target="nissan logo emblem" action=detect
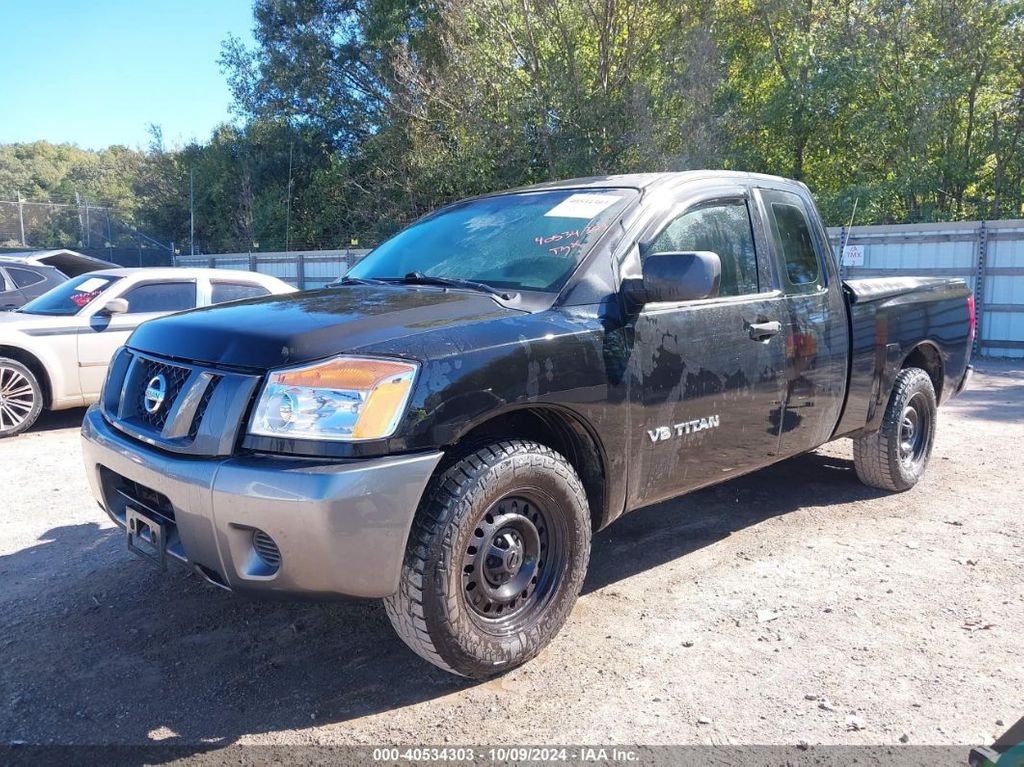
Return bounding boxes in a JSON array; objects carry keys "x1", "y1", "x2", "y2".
[{"x1": 143, "y1": 374, "x2": 168, "y2": 414}]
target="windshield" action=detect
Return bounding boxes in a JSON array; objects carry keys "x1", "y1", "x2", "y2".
[
  {"x1": 19, "y1": 274, "x2": 122, "y2": 316},
  {"x1": 347, "y1": 189, "x2": 635, "y2": 292}
]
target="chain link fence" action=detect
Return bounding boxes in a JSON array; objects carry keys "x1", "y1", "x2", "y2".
[{"x1": 0, "y1": 197, "x2": 174, "y2": 266}]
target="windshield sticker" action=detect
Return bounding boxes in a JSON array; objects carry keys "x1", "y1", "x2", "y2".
[
  {"x1": 70, "y1": 290, "x2": 102, "y2": 308},
  {"x1": 544, "y1": 193, "x2": 622, "y2": 219},
  {"x1": 76, "y1": 277, "x2": 110, "y2": 293}
]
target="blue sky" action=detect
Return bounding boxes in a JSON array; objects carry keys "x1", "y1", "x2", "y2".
[{"x1": 0, "y1": 0, "x2": 255, "y2": 150}]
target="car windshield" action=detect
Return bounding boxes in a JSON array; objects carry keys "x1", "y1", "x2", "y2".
[
  {"x1": 19, "y1": 274, "x2": 123, "y2": 316},
  {"x1": 347, "y1": 188, "x2": 636, "y2": 292}
]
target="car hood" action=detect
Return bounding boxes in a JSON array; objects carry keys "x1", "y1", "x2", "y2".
[{"x1": 126, "y1": 285, "x2": 523, "y2": 369}]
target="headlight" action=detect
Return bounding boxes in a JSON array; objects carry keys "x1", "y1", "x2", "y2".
[{"x1": 249, "y1": 356, "x2": 418, "y2": 441}]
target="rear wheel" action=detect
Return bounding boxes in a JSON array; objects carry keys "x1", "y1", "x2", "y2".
[
  {"x1": 853, "y1": 367, "x2": 937, "y2": 491},
  {"x1": 384, "y1": 440, "x2": 591, "y2": 678},
  {"x1": 0, "y1": 358, "x2": 43, "y2": 438}
]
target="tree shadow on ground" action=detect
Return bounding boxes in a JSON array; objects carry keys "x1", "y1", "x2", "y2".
[
  {"x1": 584, "y1": 449, "x2": 885, "y2": 594},
  {"x1": 0, "y1": 448, "x2": 884, "y2": 752},
  {"x1": 946, "y1": 381, "x2": 1024, "y2": 425}
]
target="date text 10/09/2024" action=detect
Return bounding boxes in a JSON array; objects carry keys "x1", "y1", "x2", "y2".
[{"x1": 370, "y1": 747, "x2": 641, "y2": 762}]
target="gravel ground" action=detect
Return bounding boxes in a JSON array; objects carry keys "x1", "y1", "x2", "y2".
[{"x1": 0, "y1": 361, "x2": 1020, "y2": 751}]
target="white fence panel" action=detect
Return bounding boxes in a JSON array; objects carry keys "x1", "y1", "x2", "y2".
[{"x1": 175, "y1": 249, "x2": 368, "y2": 290}]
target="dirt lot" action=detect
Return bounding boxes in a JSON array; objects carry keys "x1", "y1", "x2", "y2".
[{"x1": 0, "y1": 362, "x2": 1020, "y2": 751}]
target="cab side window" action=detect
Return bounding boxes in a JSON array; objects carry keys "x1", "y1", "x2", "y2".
[
  {"x1": 763, "y1": 192, "x2": 825, "y2": 293},
  {"x1": 121, "y1": 282, "x2": 196, "y2": 314},
  {"x1": 648, "y1": 201, "x2": 759, "y2": 297}
]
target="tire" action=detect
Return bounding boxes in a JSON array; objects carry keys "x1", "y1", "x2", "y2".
[
  {"x1": 384, "y1": 439, "x2": 592, "y2": 678},
  {"x1": 853, "y1": 367, "x2": 937, "y2": 492},
  {"x1": 0, "y1": 358, "x2": 43, "y2": 438}
]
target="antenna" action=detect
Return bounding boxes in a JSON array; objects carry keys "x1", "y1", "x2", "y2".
[{"x1": 838, "y1": 197, "x2": 859, "y2": 273}]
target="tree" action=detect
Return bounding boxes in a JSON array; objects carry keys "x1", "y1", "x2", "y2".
[{"x1": 4, "y1": 0, "x2": 1024, "y2": 255}]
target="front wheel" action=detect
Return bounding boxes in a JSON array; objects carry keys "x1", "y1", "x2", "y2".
[
  {"x1": 0, "y1": 358, "x2": 43, "y2": 438},
  {"x1": 853, "y1": 367, "x2": 937, "y2": 492},
  {"x1": 384, "y1": 440, "x2": 592, "y2": 678}
]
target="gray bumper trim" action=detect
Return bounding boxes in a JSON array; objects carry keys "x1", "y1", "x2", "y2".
[
  {"x1": 954, "y1": 364, "x2": 973, "y2": 397},
  {"x1": 81, "y1": 405, "x2": 443, "y2": 598}
]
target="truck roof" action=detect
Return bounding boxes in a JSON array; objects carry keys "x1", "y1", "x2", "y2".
[{"x1": 507, "y1": 170, "x2": 802, "y2": 195}]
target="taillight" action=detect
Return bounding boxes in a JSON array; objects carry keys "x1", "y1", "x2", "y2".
[{"x1": 967, "y1": 294, "x2": 976, "y2": 340}]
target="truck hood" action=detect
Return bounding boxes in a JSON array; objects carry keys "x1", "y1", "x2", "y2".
[{"x1": 126, "y1": 285, "x2": 522, "y2": 369}]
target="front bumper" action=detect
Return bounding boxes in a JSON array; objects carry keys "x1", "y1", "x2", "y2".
[{"x1": 81, "y1": 405, "x2": 443, "y2": 598}]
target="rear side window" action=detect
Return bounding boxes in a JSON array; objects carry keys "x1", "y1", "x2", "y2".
[
  {"x1": 7, "y1": 267, "x2": 46, "y2": 289},
  {"x1": 648, "y1": 201, "x2": 759, "y2": 297},
  {"x1": 211, "y1": 282, "x2": 270, "y2": 304},
  {"x1": 122, "y1": 282, "x2": 196, "y2": 314},
  {"x1": 766, "y1": 197, "x2": 823, "y2": 292}
]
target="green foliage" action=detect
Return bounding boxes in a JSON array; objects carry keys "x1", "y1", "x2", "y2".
[{"x1": 2, "y1": 0, "x2": 1024, "y2": 253}]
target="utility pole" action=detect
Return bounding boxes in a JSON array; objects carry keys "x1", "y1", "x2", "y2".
[
  {"x1": 189, "y1": 167, "x2": 195, "y2": 256},
  {"x1": 285, "y1": 142, "x2": 293, "y2": 252},
  {"x1": 75, "y1": 191, "x2": 84, "y2": 246},
  {"x1": 84, "y1": 199, "x2": 91, "y2": 247},
  {"x1": 17, "y1": 191, "x2": 26, "y2": 247}
]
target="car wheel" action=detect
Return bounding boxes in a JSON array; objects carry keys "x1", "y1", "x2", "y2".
[
  {"x1": 853, "y1": 367, "x2": 937, "y2": 492},
  {"x1": 0, "y1": 358, "x2": 43, "y2": 438},
  {"x1": 384, "y1": 439, "x2": 591, "y2": 678}
]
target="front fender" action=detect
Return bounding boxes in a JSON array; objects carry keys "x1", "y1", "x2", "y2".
[{"x1": 0, "y1": 326, "x2": 81, "y2": 409}]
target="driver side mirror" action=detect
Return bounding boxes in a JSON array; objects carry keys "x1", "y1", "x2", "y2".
[
  {"x1": 627, "y1": 251, "x2": 722, "y2": 305},
  {"x1": 100, "y1": 297, "x2": 129, "y2": 315}
]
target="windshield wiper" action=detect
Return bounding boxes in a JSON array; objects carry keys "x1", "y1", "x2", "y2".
[
  {"x1": 331, "y1": 275, "x2": 393, "y2": 287},
  {"x1": 397, "y1": 272, "x2": 517, "y2": 300}
]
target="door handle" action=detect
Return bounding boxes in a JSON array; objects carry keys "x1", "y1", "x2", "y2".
[{"x1": 748, "y1": 320, "x2": 782, "y2": 341}]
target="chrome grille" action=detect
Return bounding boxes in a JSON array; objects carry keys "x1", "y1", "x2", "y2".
[
  {"x1": 135, "y1": 358, "x2": 191, "y2": 431},
  {"x1": 103, "y1": 348, "x2": 260, "y2": 457},
  {"x1": 187, "y1": 375, "x2": 222, "y2": 439}
]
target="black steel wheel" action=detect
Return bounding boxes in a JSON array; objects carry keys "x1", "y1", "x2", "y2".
[
  {"x1": 0, "y1": 358, "x2": 43, "y2": 438},
  {"x1": 898, "y1": 391, "x2": 933, "y2": 468},
  {"x1": 385, "y1": 440, "x2": 591, "y2": 678},
  {"x1": 460, "y1": 492, "x2": 569, "y2": 632},
  {"x1": 854, "y1": 367, "x2": 937, "y2": 492}
]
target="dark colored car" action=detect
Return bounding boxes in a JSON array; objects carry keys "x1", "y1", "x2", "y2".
[
  {"x1": 80, "y1": 171, "x2": 974, "y2": 679},
  {"x1": 0, "y1": 262, "x2": 66, "y2": 310},
  {"x1": 0, "y1": 250, "x2": 118, "y2": 310}
]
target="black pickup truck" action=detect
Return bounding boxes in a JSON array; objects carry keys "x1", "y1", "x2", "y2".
[{"x1": 81, "y1": 171, "x2": 973, "y2": 678}]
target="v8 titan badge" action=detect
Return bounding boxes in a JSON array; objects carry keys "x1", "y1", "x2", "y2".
[{"x1": 648, "y1": 415, "x2": 721, "y2": 443}]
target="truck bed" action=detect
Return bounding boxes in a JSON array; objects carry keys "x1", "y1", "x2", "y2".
[{"x1": 833, "y1": 276, "x2": 973, "y2": 438}]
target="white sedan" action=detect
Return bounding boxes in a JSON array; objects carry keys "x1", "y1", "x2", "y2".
[{"x1": 0, "y1": 268, "x2": 294, "y2": 436}]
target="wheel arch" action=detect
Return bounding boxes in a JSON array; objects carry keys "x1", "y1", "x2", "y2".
[
  {"x1": 0, "y1": 345, "x2": 52, "y2": 407},
  {"x1": 441, "y1": 404, "x2": 610, "y2": 532},
  {"x1": 901, "y1": 342, "x2": 944, "y2": 402}
]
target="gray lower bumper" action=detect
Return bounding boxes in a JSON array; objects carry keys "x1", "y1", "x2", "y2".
[{"x1": 81, "y1": 405, "x2": 443, "y2": 598}]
